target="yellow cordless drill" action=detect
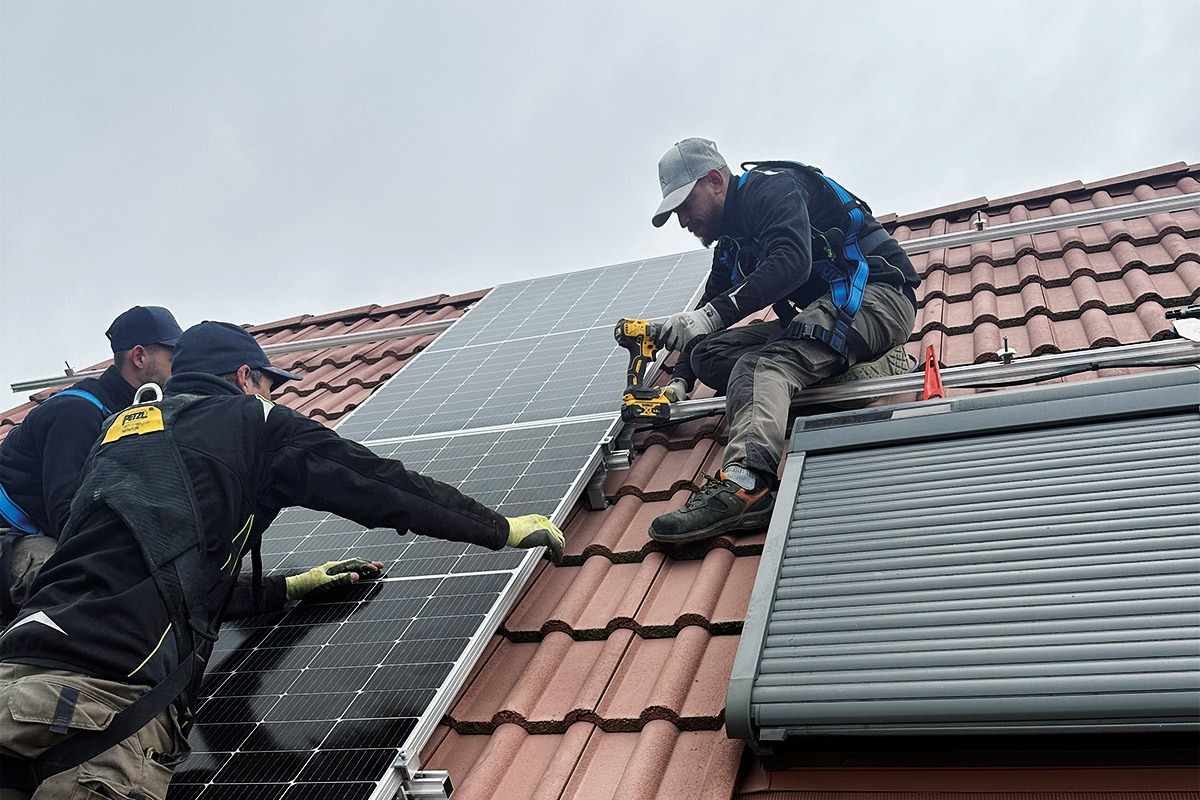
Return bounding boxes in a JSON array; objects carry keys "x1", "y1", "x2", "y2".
[{"x1": 614, "y1": 318, "x2": 682, "y2": 423}]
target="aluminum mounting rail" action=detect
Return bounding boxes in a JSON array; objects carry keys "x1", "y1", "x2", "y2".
[
  {"x1": 10, "y1": 318, "x2": 456, "y2": 393},
  {"x1": 898, "y1": 191, "x2": 1200, "y2": 254},
  {"x1": 670, "y1": 338, "x2": 1200, "y2": 418}
]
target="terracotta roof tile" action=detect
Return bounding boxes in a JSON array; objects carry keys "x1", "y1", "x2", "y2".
[
  {"x1": 447, "y1": 632, "x2": 629, "y2": 732},
  {"x1": 562, "y1": 722, "x2": 743, "y2": 800},
  {"x1": 502, "y1": 556, "x2": 665, "y2": 639},
  {"x1": 633, "y1": 550, "x2": 759, "y2": 633},
  {"x1": 593, "y1": 627, "x2": 736, "y2": 727}
]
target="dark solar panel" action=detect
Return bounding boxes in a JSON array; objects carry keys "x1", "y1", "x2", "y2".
[{"x1": 173, "y1": 573, "x2": 511, "y2": 798}]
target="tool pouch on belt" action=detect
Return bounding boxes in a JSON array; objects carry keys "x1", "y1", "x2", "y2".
[{"x1": 32, "y1": 392, "x2": 230, "y2": 782}]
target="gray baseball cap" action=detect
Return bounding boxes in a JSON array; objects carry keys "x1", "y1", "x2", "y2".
[{"x1": 652, "y1": 137, "x2": 727, "y2": 228}]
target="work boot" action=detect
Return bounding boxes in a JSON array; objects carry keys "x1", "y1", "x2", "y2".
[
  {"x1": 817, "y1": 345, "x2": 916, "y2": 410},
  {"x1": 649, "y1": 471, "x2": 774, "y2": 543}
]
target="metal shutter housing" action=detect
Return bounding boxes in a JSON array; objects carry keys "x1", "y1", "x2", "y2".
[{"x1": 727, "y1": 368, "x2": 1200, "y2": 750}]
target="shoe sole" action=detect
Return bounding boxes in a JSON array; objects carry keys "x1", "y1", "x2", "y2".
[{"x1": 649, "y1": 504, "x2": 775, "y2": 544}]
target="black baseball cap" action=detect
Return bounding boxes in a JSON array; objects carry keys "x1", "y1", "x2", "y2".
[
  {"x1": 105, "y1": 306, "x2": 183, "y2": 352},
  {"x1": 171, "y1": 321, "x2": 301, "y2": 388}
]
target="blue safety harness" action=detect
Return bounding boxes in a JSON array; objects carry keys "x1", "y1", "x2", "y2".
[
  {"x1": 733, "y1": 161, "x2": 880, "y2": 361},
  {"x1": 0, "y1": 388, "x2": 111, "y2": 535}
]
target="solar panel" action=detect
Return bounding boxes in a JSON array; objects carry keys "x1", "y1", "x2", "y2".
[
  {"x1": 167, "y1": 252, "x2": 712, "y2": 798},
  {"x1": 335, "y1": 251, "x2": 710, "y2": 442},
  {"x1": 423, "y1": 250, "x2": 712, "y2": 350}
]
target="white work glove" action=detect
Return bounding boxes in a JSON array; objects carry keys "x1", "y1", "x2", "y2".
[{"x1": 660, "y1": 303, "x2": 723, "y2": 352}]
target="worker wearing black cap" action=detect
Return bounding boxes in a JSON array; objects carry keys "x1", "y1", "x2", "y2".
[
  {"x1": 0, "y1": 320, "x2": 564, "y2": 797},
  {"x1": 0, "y1": 306, "x2": 183, "y2": 624}
]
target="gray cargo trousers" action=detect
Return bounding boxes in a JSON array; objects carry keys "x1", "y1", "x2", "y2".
[
  {"x1": 690, "y1": 282, "x2": 917, "y2": 478},
  {"x1": 0, "y1": 663, "x2": 181, "y2": 799},
  {"x1": 1, "y1": 532, "x2": 58, "y2": 629}
]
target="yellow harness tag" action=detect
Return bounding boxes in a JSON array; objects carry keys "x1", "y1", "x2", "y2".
[{"x1": 102, "y1": 406, "x2": 165, "y2": 444}]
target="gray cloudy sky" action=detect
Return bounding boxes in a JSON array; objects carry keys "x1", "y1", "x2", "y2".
[{"x1": 2, "y1": 0, "x2": 1198, "y2": 406}]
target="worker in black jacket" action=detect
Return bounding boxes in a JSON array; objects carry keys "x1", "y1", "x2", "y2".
[
  {"x1": 647, "y1": 138, "x2": 920, "y2": 543},
  {"x1": 0, "y1": 306, "x2": 181, "y2": 623},
  {"x1": 0, "y1": 307, "x2": 358, "y2": 629},
  {"x1": 0, "y1": 320, "x2": 564, "y2": 798}
]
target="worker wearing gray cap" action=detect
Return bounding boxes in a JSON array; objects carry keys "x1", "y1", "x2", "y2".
[{"x1": 647, "y1": 138, "x2": 920, "y2": 543}]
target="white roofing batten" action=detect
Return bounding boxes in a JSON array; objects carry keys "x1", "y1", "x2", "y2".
[
  {"x1": 10, "y1": 318, "x2": 456, "y2": 393},
  {"x1": 11, "y1": 190, "x2": 1200, "y2": 394}
]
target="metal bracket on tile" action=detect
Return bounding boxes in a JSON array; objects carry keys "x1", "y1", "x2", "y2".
[
  {"x1": 580, "y1": 433, "x2": 631, "y2": 511},
  {"x1": 380, "y1": 753, "x2": 453, "y2": 800},
  {"x1": 585, "y1": 469, "x2": 609, "y2": 510},
  {"x1": 398, "y1": 770, "x2": 453, "y2": 800},
  {"x1": 584, "y1": 436, "x2": 628, "y2": 510}
]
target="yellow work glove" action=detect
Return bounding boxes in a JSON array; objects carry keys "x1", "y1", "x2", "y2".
[
  {"x1": 505, "y1": 514, "x2": 565, "y2": 566},
  {"x1": 285, "y1": 558, "x2": 383, "y2": 601}
]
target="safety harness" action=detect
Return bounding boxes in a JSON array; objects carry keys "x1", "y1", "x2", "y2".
[
  {"x1": 734, "y1": 161, "x2": 888, "y2": 362},
  {"x1": 0, "y1": 389, "x2": 115, "y2": 622},
  {"x1": 2, "y1": 387, "x2": 252, "y2": 787},
  {"x1": 0, "y1": 389, "x2": 111, "y2": 536}
]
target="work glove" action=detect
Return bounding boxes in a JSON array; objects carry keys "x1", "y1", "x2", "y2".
[
  {"x1": 285, "y1": 558, "x2": 384, "y2": 601},
  {"x1": 660, "y1": 303, "x2": 723, "y2": 352},
  {"x1": 662, "y1": 378, "x2": 689, "y2": 403},
  {"x1": 505, "y1": 514, "x2": 565, "y2": 566}
]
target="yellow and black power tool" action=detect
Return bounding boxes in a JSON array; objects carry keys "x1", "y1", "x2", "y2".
[{"x1": 614, "y1": 318, "x2": 681, "y2": 423}]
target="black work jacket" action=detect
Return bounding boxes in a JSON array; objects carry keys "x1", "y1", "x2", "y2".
[
  {"x1": 700, "y1": 165, "x2": 920, "y2": 327},
  {"x1": 0, "y1": 373, "x2": 508, "y2": 688},
  {"x1": 0, "y1": 366, "x2": 132, "y2": 537}
]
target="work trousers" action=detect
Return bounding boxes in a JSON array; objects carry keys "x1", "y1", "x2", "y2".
[
  {"x1": 692, "y1": 282, "x2": 916, "y2": 478},
  {"x1": 0, "y1": 663, "x2": 180, "y2": 800},
  {"x1": 1, "y1": 533, "x2": 58, "y2": 629}
]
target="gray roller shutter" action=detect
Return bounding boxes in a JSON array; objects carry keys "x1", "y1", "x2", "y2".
[{"x1": 727, "y1": 368, "x2": 1200, "y2": 749}]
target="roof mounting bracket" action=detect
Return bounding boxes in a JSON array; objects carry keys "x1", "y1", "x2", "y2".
[
  {"x1": 379, "y1": 753, "x2": 453, "y2": 799},
  {"x1": 585, "y1": 469, "x2": 609, "y2": 510},
  {"x1": 397, "y1": 769, "x2": 452, "y2": 800},
  {"x1": 581, "y1": 434, "x2": 631, "y2": 510}
]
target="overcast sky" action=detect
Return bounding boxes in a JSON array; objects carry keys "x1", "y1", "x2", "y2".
[{"x1": 2, "y1": 1, "x2": 1197, "y2": 406}]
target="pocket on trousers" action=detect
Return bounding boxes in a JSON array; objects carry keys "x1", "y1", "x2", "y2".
[
  {"x1": 73, "y1": 756, "x2": 174, "y2": 800},
  {"x1": 8, "y1": 677, "x2": 117, "y2": 732}
]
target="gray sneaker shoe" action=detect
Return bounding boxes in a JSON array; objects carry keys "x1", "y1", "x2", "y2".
[
  {"x1": 817, "y1": 345, "x2": 916, "y2": 409},
  {"x1": 649, "y1": 471, "x2": 775, "y2": 543}
]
